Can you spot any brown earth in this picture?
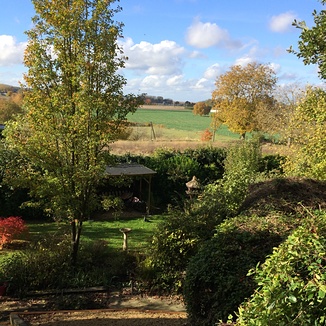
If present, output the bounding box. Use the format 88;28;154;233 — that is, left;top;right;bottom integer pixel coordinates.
16;309;187;326
1;292;187;325
109;139;288;156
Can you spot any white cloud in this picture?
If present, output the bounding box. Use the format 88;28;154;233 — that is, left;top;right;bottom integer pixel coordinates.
186;19;242;49
121;38;186;75
204;64;221;80
269;62;281;74
234;56;255;67
269;12;296;33
192;77;209;90
189;50;205;59
140;75;164;88
0;35;26;66
166;75;184;86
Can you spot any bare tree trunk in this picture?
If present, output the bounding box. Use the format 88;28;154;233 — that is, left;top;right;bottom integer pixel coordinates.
71;219;83;266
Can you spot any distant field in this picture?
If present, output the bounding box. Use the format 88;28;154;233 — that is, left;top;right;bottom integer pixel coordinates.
127;107;239;140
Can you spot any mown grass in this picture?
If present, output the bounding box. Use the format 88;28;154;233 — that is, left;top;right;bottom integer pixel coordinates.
24;215;164;251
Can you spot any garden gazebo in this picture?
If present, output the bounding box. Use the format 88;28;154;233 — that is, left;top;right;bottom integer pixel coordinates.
105;163;156;214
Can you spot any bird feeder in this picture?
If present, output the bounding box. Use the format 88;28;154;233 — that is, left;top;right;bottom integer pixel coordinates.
186;176;201;198
119;228;132;251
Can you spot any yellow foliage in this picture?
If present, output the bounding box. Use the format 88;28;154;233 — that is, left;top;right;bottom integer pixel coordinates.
211;62;276;138
283;87;326;180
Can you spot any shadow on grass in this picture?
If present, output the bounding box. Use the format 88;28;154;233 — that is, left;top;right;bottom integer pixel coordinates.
23;214;164;251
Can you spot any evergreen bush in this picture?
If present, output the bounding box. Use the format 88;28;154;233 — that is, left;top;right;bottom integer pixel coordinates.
236;210;326;326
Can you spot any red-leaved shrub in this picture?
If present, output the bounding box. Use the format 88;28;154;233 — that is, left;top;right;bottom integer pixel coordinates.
200;128;213;142
0;216;27;249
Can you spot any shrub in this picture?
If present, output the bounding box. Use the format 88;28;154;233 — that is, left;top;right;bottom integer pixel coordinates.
140;205;221;294
258;154;285;175
0;232;135;296
139;141;263;296
235;210;326;326
0;216;27;249
200;128;213;141
184;213;299;325
221;139;261;215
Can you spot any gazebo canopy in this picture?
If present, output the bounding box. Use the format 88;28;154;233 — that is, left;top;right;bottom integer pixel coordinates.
105;163;156;177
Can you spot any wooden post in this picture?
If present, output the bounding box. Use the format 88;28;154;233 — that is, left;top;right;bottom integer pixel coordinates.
120;228;132;251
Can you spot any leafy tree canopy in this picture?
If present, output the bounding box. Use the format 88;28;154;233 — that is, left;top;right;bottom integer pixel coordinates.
193;101;211;116
289;0;326;80
211;62;277;139
3;0;142;263
283;87;326;180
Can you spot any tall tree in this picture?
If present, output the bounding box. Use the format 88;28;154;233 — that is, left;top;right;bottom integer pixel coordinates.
4;0;141;264
193;101;211;116
255;83;306;144
283;87;326;179
289;0;326;80
211;62;277;139
285;1;326;179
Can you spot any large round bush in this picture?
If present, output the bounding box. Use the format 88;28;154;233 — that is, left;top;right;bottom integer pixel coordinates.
236;211;326;326
184;214;300;325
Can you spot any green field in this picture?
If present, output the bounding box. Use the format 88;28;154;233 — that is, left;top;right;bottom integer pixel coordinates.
127;108;239;140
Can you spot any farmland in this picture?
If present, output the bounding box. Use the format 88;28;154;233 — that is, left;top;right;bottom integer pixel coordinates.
111;106;287;156
125;106;238;142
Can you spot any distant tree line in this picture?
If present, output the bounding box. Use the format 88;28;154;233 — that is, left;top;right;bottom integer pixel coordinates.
143;95;195;107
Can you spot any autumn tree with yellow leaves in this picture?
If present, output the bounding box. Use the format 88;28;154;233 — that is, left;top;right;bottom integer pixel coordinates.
211;62;277;139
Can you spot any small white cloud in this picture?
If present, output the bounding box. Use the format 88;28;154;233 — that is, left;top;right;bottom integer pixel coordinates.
189;50;205;59
121;38;186;76
273;45;286;57
204;64;221;80
234;56;255;67
140;75;164;88
186;19;242;49
194;78;207;89
278;72;299;81
167;75;184;86
269;12;296;33
268;62;281;74
233;45;263;67
0;35;26;66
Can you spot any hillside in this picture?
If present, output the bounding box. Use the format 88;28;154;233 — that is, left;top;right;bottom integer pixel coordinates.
0;84;20;94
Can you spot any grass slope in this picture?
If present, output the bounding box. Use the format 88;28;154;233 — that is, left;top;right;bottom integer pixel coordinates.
127;108;239;140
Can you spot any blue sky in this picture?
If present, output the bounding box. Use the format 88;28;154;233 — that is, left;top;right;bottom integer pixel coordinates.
0;0;324;102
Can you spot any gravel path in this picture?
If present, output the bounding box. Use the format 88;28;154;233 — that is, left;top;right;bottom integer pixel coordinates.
1;292;187;325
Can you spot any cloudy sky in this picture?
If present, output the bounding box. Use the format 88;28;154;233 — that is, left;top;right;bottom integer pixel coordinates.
0;0;324;102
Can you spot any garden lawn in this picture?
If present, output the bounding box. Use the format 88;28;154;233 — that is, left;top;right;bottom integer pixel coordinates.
25;215;164;251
